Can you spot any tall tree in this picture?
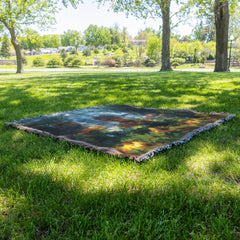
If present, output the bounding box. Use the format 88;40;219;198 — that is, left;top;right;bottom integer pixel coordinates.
84;25;111;47
188;0;239;72
109;24;121;45
160;0;172;71
96;0;178;71
121;27;129;44
61;30;83;49
42;34;62;48
1;36;11;59
146;36;162;62
0;0;82;73
134;28;154;42
0;0;60;73
214;0;229;72
22;29;42;51
193;20;216;42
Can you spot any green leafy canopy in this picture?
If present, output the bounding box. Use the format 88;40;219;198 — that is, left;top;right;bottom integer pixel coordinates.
187;0;239;15
0;0;60;33
97;0;184;18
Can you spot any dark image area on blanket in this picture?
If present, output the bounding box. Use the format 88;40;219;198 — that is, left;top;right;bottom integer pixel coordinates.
6;104;235;161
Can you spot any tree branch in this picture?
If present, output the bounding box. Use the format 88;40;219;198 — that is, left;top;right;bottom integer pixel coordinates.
0;17;11;30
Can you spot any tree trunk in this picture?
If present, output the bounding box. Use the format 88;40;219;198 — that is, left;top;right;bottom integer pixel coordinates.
9;27;24;73
214;0;229;72
160;0;172;71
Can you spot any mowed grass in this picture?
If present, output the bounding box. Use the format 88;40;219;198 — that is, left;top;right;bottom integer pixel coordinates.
0;71;239;239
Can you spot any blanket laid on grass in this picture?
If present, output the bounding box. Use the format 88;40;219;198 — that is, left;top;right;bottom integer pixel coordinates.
5;104;235;162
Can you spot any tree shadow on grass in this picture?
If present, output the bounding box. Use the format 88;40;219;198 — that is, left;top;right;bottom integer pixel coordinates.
0;71;213;118
1;139;240;239
0;71;240;239
1;71;239;168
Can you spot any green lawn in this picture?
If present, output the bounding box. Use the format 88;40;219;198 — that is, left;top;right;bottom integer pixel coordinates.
0;71;239;239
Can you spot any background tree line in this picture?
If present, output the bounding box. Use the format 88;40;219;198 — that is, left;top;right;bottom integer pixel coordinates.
0;0;239;73
1;25;240;69
14;25;130;51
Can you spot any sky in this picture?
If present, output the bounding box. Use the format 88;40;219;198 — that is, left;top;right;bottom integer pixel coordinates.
40;1;195;37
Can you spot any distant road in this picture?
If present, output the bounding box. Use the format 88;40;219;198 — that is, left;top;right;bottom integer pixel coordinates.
0;68;239;73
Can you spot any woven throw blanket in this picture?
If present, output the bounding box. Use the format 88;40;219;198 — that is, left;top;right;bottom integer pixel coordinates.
5;104;235;162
